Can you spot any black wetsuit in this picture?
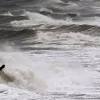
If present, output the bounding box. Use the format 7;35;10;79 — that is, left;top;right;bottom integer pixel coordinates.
0;65;5;71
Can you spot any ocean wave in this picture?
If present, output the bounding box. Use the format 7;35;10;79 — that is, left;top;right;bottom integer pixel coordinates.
0;45;47;92
10;11;69;27
10;10;100;28
0;29;36;41
10;12;100;37
42;24;100;36
0;11;13;16
0;15;28;25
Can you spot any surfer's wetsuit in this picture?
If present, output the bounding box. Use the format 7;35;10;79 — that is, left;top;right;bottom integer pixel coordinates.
0;65;5;71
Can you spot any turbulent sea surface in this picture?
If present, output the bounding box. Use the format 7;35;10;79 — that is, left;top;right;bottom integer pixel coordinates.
0;0;100;99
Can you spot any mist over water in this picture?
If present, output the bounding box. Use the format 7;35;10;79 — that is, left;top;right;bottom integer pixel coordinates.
0;0;100;99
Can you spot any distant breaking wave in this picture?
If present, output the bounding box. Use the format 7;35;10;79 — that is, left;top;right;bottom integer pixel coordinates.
0;29;36;42
42;24;100;37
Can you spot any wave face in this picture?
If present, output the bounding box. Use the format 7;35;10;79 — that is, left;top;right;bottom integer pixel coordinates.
0;0;100;100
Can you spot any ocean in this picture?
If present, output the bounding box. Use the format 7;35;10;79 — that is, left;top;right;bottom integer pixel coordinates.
0;0;100;99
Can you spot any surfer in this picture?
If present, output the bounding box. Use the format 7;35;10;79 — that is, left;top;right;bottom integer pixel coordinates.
0;65;5;71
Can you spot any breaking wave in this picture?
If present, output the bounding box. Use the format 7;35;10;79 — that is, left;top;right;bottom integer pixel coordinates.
10;11;100;29
0;0;100;99
0;29;36;41
0;44;47;93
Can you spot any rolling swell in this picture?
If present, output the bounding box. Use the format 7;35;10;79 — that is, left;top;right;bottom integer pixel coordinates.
0;29;36;42
0;15;28;24
42;24;100;36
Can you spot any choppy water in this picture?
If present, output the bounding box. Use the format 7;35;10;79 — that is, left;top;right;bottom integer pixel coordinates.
0;0;100;100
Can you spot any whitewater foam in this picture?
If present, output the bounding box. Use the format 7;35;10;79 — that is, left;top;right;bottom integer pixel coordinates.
9;9;100;29
10;11;71;27
0;44;47;93
0;84;40;100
